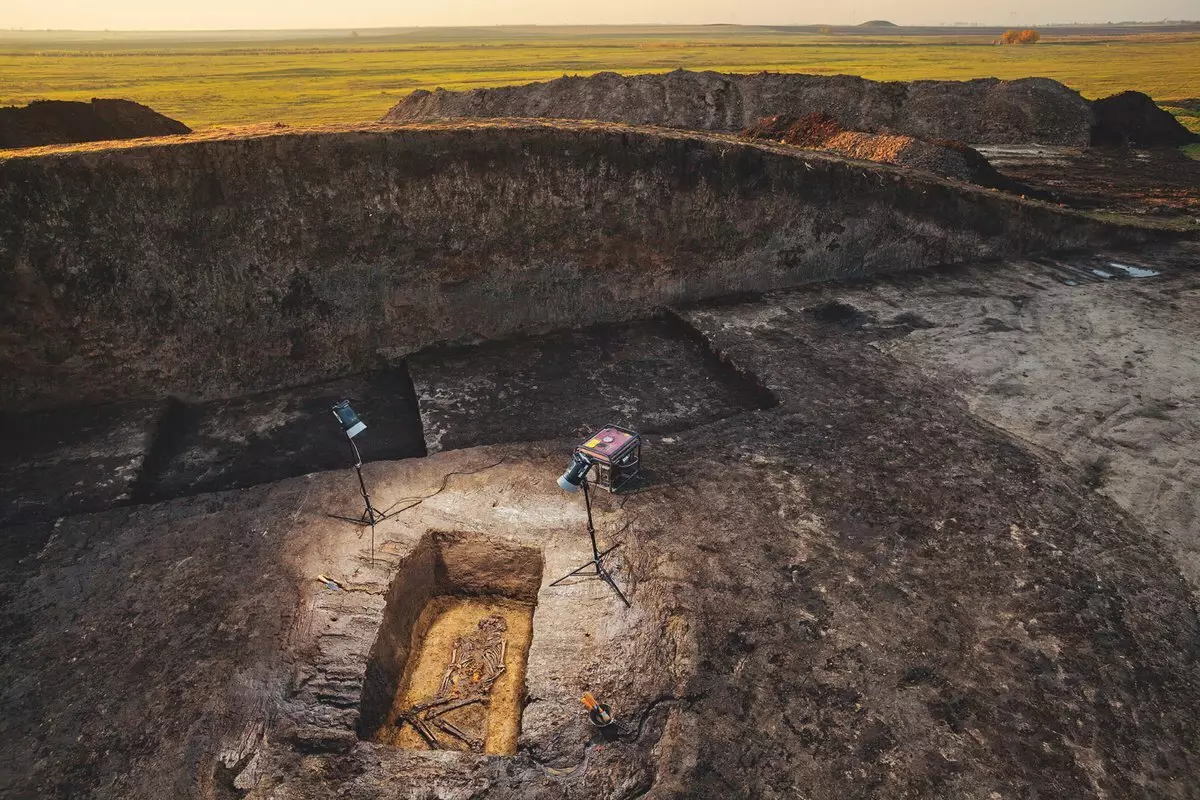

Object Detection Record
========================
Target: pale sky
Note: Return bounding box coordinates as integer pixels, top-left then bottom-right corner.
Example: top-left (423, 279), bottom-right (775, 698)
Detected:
top-left (2, 0), bottom-right (1197, 30)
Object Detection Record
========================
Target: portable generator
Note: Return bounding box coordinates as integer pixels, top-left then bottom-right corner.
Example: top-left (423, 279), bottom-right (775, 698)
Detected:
top-left (574, 425), bottom-right (642, 492)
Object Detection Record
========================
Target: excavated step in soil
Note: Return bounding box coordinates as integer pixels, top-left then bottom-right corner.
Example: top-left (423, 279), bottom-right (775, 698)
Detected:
top-left (0, 400), bottom-right (165, 525)
top-left (134, 367), bottom-right (425, 501)
top-left (0, 368), bottom-right (426, 525)
top-left (409, 318), bottom-right (776, 453)
top-left (135, 367), bottom-right (424, 501)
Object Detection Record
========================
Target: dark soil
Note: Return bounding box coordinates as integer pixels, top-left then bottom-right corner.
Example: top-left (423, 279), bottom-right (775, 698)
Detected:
top-left (3, 278), bottom-right (1200, 797)
top-left (134, 368), bottom-right (425, 501)
top-left (0, 369), bottom-right (425, 523)
top-left (0, 400), bottom-right (164, 525)
top-left (743, 112), bottom-right (844, 147)
top-left (387, 70), bottom-right (1096, 146)
top-left (989, 146), bottom-right (1200, 220)
top-left (1091, 91), bottom-right (1198, 147)
top-left (666, 294), bottom-right (1200, 798)
top-left (408, 318), bottom-right (775, 453)
top-left (0, 98), bottom-right (190, 149)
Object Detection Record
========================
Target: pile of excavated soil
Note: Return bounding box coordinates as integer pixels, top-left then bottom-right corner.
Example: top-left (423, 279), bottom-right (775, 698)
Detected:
top-left (1090, 90), bottom-right (1198, 147)
top-left (742, 112), bottom-right (844, 146)
top-left (385, 69), bottom-right (1096, 145)
top-left (0, 98), bottom-right (190, 149)
top-left (743, 113), bottom-right (1009, 186)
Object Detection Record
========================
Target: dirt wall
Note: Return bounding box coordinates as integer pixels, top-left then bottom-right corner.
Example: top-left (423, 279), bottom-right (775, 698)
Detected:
top-left (385, 70), bottom-right (1095, 145)
top-left (358, 535), bottom-right (439, 739)
top-left (0, 121), bottom-right (1160, 412)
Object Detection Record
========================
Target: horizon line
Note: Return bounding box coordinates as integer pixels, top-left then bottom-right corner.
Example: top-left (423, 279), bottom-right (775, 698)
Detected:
top-left (3, 20), bottom-right (1200, 34)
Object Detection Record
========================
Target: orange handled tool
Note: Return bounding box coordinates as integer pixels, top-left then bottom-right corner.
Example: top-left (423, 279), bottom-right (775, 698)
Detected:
top-left (580, 693), bottom-right (613, 725)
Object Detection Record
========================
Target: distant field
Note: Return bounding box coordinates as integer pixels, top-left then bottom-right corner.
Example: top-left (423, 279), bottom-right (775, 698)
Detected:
top-left (1, 26), bottom-right (1198, 130)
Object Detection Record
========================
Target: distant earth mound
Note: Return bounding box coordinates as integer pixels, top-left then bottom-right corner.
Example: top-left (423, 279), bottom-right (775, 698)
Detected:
top-left (858, 20), bottom-right (899, 26)
top-left (743, 113), bottom-right (1010, 187)
top-left (0, 99), bottom-right (191, 149)
top-left (385, 69), bottom-right (1096, 146)
top-left (1090, 90), bottom-right (1198, 147)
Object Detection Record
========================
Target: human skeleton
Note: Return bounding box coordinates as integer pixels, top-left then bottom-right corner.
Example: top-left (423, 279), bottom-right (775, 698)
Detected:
top-left (393, 614), bottom-right (508, 751)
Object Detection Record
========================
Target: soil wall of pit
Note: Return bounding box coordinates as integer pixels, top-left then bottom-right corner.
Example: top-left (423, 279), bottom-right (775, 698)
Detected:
top-left (0, 121), bottom-right (1156, 412)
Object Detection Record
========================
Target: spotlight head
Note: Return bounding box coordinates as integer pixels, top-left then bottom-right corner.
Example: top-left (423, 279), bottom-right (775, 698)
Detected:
top-left (331, 399), bottom-right (366, 439)
top-left (557, 453), bottom-right (593, 493)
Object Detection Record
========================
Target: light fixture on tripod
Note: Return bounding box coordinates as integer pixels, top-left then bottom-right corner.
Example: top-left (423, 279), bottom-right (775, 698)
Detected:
top-left (329, 400), bottom-right (390, 530)
top-left (550, 451), bottom-right (631, 607)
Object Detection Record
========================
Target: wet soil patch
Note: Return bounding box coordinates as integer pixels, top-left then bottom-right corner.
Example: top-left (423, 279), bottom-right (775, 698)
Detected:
top-left (0, 400), bottom-right (164, 525)
top-left (358, 532), bottom-right (542, 755)
top-left (133, 367), bottom-right (425, 501)
top-left (408, 319), bottom-right (776, 453)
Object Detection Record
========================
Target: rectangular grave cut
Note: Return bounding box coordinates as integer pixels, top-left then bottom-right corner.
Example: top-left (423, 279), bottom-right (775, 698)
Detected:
top-left (358, 532), bottom-right (543, 756)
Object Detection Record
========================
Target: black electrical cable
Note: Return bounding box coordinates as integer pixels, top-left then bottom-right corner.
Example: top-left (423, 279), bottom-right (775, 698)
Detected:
top-left (379, 456), bottom-right (509, 517)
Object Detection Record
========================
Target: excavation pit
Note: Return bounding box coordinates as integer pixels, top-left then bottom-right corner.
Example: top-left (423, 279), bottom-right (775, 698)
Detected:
top-left (359, 532), bottom-right (544, 756)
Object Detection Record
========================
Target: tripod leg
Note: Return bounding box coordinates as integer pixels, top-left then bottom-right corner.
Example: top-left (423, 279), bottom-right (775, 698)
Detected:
top-left (549, 543), bottom-right (623, 586)
top-left (597, 567), bottom-right (632, 608)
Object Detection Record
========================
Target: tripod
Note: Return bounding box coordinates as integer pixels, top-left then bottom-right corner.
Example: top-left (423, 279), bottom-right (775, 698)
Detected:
top-left (328, 436), bottom-right (390, 564)
top-left (550, 479), bottom-right (631, 607)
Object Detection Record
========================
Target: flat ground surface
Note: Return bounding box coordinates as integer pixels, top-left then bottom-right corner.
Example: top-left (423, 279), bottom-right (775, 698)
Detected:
top-left (2, 26), bottom-right (1198, 129)
top-left (981, 145), bottom-right (1200, 224)
top-left (794, 241), bottom-right (1200, 590)
top-left (2, 243), bottom-right (1200, 798)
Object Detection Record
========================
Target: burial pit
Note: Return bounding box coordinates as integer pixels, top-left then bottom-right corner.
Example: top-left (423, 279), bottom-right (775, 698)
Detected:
top-left (357, 531), bottom-right (544, 756)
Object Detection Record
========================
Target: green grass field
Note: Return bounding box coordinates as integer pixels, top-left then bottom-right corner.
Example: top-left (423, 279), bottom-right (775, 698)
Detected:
top-left (2, 26), bottom-right (1198, 131)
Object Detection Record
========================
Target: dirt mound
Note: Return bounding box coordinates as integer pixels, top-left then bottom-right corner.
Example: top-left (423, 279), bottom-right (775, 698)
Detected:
top-left (743, 113), bottom-right (1009, 186)
top-left (743, 112), bottom-right (844, 146)
top-left (1090, 90), bottom-right (1197, 147)
top-left (0, 99), bottom-right (190, 149)
top-left (385, 69), bottom-right (1096, 145)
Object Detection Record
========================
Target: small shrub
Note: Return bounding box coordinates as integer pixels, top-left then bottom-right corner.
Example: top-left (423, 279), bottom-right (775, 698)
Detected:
top-left (1001, 29), bottom-right (1041, 44)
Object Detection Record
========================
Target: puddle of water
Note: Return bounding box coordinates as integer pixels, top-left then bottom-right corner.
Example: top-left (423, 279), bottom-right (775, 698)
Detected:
top-left (1108, 262), bottom-right (1160, 279)
top-left (1091, 268), bottom-right (1114, 279)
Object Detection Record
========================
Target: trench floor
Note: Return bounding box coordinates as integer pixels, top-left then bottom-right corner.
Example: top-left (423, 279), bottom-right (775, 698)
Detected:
top-left (0, 368), bottom-right (427, 525)
top-left (138, 368), bottom-right (425, 501)
top-left (409, 318), bottom-right (774, 453)
top-left (0, 400), bottom-right (161, 525)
